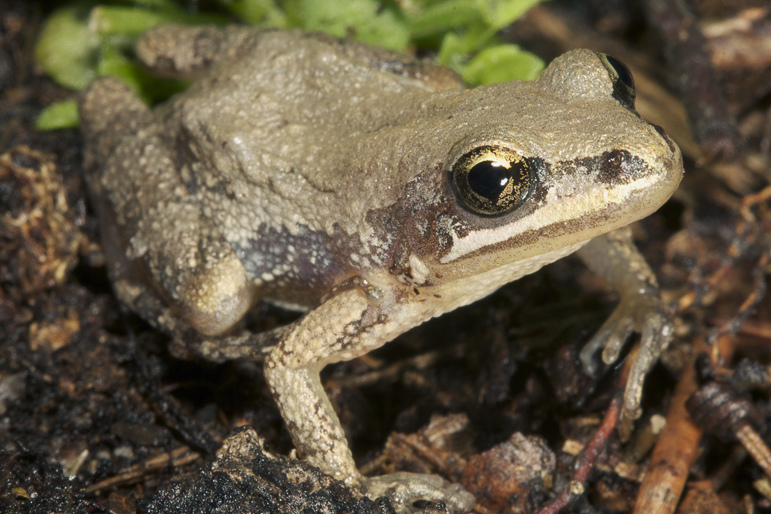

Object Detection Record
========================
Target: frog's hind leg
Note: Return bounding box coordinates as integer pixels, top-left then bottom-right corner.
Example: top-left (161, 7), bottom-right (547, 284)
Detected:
top-left (80, 78), bottom-right (259, 355)
top-left (80, 78), bottom-right (171, 333)
top-left (92, 190), bottom-right (279, 364)
top-left (135, 25), bottom-right (259, 81)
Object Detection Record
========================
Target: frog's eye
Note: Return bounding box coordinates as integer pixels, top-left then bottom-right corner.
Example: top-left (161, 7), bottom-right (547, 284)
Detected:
top-left (598, 53), bottom-right (636, 108)
top-left (450, 146), bottom-right (536, 217)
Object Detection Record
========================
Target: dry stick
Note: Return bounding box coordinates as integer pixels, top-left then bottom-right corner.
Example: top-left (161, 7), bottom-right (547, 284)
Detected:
top-left (674, 185), bottom-right (770, 319)
top-left (535, 357), bottom-right (629, 514)
top-left (536, 397), bottom-right (622, 514)
top-left (642, 0), bottom-right (742, 161)
top-left (388, 432), bottom-right (457, 477)
top-left (632, 334), bottom-right (735, 514)
top-left (735, 425), bottom-right (771, 480)
top-left (84, 446), bottom-right (200, 493)
top-left (687, 381), bottom-right (771, 481)
top-left (635, 185), bottom-right (769, 512)
top-left (705, 185), bottom-right (771, 361)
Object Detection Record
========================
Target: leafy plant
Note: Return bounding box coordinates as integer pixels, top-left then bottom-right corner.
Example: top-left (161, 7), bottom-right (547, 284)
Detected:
top-left (35, 0), bottom-right (544, 129)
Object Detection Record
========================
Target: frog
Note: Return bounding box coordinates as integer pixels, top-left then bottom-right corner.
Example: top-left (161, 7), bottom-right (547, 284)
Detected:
top-left (79, 24), bottom-right (683, 512)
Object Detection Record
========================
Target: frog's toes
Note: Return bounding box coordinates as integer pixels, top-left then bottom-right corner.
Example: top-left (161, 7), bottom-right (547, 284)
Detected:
top-left (581, 293), bottom-right (673, 369)
top-left (363, 472), bottom-right (474, 513)
top-left (580, 292), bottom-right (674, 436)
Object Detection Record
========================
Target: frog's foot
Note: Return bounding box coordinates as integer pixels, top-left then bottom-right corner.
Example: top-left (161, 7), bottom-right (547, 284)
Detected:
top-left (362, 472), bottom-right (474, 513)
top-left (580, 291), bottom-right (674, 439)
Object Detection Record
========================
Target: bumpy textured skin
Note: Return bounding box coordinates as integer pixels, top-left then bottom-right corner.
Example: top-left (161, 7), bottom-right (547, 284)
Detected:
top-left (80, 25), bottom-right (683, 512)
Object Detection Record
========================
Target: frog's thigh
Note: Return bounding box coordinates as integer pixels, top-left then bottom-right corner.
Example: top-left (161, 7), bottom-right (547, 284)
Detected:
top-left (97, 134), bottom-right (254, 336)
top-left (264, 286), bottom-right (393, 486)
top-left (107, 205), bottom-right (254, 338)
top-left (127, 198), bottom-right (254, 336)
top-left (80, 79), bottom-right (183, 335)
top-left (168, 225), bottom-right (256, 336)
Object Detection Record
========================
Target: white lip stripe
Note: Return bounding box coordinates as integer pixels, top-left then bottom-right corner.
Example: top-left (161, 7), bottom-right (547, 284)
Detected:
top-left (441, 173), bottom-right (660, 263)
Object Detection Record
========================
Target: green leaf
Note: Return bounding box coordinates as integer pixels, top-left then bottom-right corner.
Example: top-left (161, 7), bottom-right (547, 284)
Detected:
top-left (89, 6), bottom-right (227, 36)
top-left (34, 6), bottom-right (98, 91)
top-left (436, 25), bottom-right (495, 67)
top-left (460, 44), bottom-right (543, 85)
top-left (34, 4), bottom-right (224, 92)
top-left (482, 0), bottom-right (544, 31)
top-left (89, 6), bottom-right (176, 36)
top-left (97, 44), bottom-right (188, 104)
top-left (216, 0), bottom-right (288, 26)
top-left (404, 0), bottom-right (483, 40)
top-left (285, 0), bottom-right (410, 51)
top-left (131, 0), bottom-right (184, 9)
top-left (36, 100), bottom-right (80, 130)
top-left (436, 32), bottom-right (466, 68)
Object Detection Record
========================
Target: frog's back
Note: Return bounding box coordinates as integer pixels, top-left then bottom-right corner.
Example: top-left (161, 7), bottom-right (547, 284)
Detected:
top-left (145, 29), bottom-right (467, 300)
top-left (157, 28), bottom-right (464, 197)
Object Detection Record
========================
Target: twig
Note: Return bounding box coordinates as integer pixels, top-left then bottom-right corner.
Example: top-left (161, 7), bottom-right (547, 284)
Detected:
top-left (642, 0), bottom-right (742, 161)
top-left (84, 446), bottom-right (200, 493)
top-left (534, 358), bottom-right (630, 514)
top-left (632, 335), bottom-right (735, 514)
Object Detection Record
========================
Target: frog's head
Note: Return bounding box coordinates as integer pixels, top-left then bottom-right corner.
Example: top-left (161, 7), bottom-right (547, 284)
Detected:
top-left (382, 49), bottom-right (683, 290)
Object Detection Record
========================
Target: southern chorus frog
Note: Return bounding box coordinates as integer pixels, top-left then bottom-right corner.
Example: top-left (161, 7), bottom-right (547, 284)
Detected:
top-left (79, 25), bottom-right (683, 511)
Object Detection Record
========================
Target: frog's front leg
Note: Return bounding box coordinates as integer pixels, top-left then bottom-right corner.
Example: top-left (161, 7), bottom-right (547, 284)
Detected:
top-left (263, 281), bottom-right (474, 513)
top-left (576, 228), bottom-right (674, 438)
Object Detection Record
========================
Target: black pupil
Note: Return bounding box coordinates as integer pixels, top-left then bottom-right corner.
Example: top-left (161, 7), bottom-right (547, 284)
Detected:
top-left (467, 161), bottom-right (512, 201)
top-left (605, 55), bottom-right (634, 90)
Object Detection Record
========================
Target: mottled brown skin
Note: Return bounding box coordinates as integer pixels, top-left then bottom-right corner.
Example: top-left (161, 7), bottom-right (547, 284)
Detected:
top-left (80, 25), bottom-right (683, 512)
